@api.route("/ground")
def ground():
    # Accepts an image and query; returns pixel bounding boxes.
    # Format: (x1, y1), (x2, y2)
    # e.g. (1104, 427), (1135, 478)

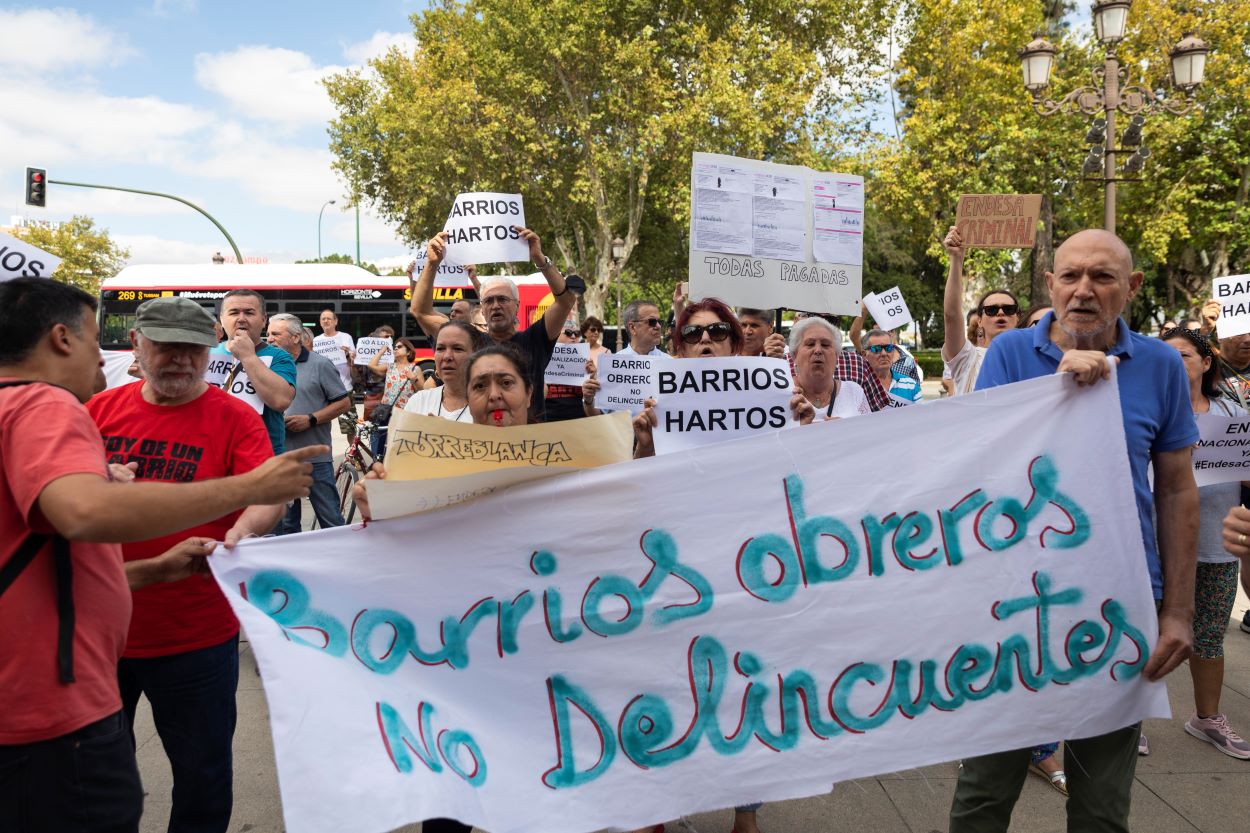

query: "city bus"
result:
(98, 264), (562, 373)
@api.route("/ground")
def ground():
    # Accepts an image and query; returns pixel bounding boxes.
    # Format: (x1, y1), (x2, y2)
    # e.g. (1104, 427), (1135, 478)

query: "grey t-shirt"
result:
(285, 348), (351, 463)
(1198, 396), (1245, 564)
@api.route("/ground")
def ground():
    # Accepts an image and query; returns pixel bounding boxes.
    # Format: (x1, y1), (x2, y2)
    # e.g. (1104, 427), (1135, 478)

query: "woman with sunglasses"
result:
(1160, 327), (1250, 760)
(942, 226), (1021, 395)
(544, 324), (589, 422)
(581, 316), (612, 362)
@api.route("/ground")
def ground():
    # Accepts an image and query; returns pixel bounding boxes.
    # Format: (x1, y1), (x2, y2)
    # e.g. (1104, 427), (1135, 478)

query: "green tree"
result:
(14, 216), (130, 293)
(325, 0), (889, 321)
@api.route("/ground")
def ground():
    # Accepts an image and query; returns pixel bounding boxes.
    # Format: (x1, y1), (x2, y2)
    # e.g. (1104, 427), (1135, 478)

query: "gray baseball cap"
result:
(133, 297), (219, 347)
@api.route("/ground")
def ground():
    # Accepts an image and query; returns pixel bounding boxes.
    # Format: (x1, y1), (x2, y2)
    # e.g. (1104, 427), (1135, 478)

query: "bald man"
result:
(952, 230), (1199, 833)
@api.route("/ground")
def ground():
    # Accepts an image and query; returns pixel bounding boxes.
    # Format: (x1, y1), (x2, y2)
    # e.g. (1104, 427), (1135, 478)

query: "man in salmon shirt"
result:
(87, 296), (292, 833)
(0, 279), (322, 833)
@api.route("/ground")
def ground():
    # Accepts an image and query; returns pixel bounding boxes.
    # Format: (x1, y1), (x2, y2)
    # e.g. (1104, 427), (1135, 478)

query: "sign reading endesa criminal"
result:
(955, 194), (1043, 249)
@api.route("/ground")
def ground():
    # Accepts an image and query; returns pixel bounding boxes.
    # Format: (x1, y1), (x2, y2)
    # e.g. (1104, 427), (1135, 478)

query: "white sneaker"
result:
(1185, 714), (1250, 760)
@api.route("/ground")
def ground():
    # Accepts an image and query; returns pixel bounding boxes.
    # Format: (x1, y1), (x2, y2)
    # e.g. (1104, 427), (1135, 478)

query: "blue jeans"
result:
(276, 460), (344, 534)
(0, 711), (143, 833)
(119, 635), (239, 833)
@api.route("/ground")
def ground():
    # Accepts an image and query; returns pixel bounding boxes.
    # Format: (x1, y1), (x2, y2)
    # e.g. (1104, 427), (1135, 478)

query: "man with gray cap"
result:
(87, 296), (291, 833)
(266, 313), (353, 533)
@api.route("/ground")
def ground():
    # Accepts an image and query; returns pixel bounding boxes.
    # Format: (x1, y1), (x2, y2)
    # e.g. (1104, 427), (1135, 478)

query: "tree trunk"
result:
(1030, 191), (1054, 307)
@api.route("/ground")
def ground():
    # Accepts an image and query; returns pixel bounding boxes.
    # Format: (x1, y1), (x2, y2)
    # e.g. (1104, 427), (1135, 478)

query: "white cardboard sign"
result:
(688, 152), (863, 316)
(862, 286), (914, 331)
(651, 356), (794, 454)
(312, 335), (348, 366)
(0, 231), (62, 282)
(208, 371), (1167, 833)
(544, 342), (589, 386)
(596, 354), (660, 415)
(442, 192), (529, 266)
(1213, 274), (1250, 339)
(1193, 411), (1250, 486)
(204, 350), (274, 414)
(354, 337), (393, 366)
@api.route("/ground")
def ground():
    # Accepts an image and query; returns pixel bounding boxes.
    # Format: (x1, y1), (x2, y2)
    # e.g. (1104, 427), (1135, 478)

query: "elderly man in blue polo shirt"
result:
(951, 229), (1199, 833)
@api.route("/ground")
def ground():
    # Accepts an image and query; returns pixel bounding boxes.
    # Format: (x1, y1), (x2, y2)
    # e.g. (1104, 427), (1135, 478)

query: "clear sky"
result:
(2, 1), (430, 269)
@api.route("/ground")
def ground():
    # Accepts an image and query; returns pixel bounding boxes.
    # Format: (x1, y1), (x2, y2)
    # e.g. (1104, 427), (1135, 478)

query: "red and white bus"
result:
(98, 264), (562, 373)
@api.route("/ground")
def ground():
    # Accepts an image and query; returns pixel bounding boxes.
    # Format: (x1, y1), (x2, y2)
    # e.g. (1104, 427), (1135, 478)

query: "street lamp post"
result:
(317, 199), (336, 260)
(1019, 1), (1208, 232)
(611, 236), (626, 337)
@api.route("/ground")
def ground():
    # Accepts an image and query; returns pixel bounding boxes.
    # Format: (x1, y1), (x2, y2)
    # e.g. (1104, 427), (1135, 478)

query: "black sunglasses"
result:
(562, 329), (581, 339)
(680, 322), (732, 345)
(980, 303), (1019, 317)
(632, 317), (662, 328)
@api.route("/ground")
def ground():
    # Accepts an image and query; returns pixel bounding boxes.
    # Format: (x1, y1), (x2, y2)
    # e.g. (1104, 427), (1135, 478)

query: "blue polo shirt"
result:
(975, 311), (1198, 599)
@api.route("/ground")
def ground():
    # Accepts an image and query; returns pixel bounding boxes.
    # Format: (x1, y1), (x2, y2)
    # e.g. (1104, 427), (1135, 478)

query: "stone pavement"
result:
(132, 409), (1250, 833)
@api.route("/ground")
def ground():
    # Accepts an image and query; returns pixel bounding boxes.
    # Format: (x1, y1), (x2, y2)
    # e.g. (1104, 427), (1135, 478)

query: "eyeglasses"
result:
(980, 303), (1019, 317)
(865, 344), (895, 354)
(680, 322), (732, 344)
(481, 295), (514, 307)
(631, 317), (662, 328)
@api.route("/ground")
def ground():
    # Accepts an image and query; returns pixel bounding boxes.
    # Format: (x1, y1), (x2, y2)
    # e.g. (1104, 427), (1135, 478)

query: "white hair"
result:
(788, 316), (842, 353)
(480, 277), (519, 301)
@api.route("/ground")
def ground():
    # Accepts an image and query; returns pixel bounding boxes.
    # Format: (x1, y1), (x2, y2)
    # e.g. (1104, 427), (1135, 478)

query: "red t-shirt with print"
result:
(0, 381), (131, 744)
(87, 382), (272, 658)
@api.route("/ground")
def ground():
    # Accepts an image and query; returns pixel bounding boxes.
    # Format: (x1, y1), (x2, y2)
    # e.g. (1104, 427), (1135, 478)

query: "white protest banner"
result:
(0, 230), (62, 282)
(204, 350), (274, 414)
(1193, 411), (1250, 486)
(651, 356), (793, 454)
(1213, 274), (1250, 339)
(354, 336), (393, 366)
(442, 192), (529, 267)
(689, 152), (863, 316)
(312, 335), (347, 366)
(596, 353), (660, 415)
(413, 244), (475, 289)
(210, 371), (1166, 833)
(544, 342), (589, 386)
(862, 286), (914, 331)
(101, 350), (137, 390)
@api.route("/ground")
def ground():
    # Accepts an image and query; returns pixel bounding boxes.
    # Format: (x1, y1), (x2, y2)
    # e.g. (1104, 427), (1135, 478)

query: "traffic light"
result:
(25, 167), (46, 208)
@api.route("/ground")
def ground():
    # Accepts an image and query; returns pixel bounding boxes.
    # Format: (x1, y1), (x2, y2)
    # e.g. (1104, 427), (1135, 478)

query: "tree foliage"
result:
(325, 0), (890, 321)
(13, 216), (130, 294)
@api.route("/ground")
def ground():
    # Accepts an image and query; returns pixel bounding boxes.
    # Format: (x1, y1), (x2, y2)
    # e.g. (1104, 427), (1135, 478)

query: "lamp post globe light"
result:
(1019, 1), (1209, 232)
(317, 199), (336, 260)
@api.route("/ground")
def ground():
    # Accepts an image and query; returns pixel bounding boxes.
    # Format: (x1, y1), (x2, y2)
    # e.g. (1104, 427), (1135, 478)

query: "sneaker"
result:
(1138, 733), (1149, 756)
(1241, 610), (1250, 634)
(1185, 714), (1250, 760)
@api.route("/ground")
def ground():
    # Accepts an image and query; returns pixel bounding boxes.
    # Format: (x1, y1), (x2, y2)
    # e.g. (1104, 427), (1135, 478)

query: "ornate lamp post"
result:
(1019, 1), (1208, 232)
(611, 235), (626, 333)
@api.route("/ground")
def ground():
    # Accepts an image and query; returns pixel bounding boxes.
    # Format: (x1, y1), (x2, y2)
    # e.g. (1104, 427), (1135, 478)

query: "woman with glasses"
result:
(942, 226), (1021, 396)
(581, 316), (612, 362)
(1160, 327), (1250, 760)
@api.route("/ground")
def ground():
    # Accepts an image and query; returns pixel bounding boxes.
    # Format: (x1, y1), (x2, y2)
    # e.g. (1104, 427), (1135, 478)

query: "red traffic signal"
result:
(25, 167), (47, 208)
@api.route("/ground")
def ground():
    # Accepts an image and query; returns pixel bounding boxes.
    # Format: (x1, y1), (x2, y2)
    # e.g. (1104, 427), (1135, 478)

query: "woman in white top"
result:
(402, 320), (478, 424)
(942, 225), (1021, 396)
(789, 316), (870, 419)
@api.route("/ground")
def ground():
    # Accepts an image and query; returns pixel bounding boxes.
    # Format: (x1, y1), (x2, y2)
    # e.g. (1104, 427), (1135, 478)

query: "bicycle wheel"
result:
(336, 465), (362, 524)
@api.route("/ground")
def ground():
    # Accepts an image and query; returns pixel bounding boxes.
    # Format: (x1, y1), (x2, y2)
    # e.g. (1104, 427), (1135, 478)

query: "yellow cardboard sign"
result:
(367, 410), (633, 518)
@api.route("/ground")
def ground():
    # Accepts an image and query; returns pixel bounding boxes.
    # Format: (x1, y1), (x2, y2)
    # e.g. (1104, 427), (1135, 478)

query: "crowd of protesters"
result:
(4, 220), (1250, 833)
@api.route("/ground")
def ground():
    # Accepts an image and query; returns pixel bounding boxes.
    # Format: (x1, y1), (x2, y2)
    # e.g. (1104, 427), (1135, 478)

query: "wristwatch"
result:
(533, 255), (554, 271)
(307, 413), (318, 426)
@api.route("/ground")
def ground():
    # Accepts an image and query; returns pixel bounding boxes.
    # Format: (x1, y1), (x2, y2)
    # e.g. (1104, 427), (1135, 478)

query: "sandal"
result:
(1028, 762), (1068, 796)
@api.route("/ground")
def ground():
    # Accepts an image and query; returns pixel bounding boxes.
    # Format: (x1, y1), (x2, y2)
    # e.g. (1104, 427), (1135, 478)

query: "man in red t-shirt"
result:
(0, 279), (323, 833)
(88, 297), (285, 833)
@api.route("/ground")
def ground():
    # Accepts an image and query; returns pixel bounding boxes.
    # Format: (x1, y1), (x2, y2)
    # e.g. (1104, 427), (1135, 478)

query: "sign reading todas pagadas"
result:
(955, 194), (1043, 249)
(210, 371), (1167, 833)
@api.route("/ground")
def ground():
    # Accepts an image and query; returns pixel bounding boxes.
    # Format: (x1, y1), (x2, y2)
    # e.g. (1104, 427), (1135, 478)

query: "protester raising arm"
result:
(942, 225), (969, 364)
(409, 233), (453, 340)
(519, 227), (577, 342)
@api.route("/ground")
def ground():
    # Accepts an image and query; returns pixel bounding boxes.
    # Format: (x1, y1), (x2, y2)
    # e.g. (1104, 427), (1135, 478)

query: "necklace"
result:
(437, 387), (470, 420)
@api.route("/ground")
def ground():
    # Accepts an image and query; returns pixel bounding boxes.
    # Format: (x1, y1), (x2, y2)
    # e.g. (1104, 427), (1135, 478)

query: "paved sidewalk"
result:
(134, 586), (1250, 833)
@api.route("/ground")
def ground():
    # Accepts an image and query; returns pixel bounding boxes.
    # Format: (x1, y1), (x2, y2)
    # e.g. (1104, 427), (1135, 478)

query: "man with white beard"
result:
(87, 296), (293, 833)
